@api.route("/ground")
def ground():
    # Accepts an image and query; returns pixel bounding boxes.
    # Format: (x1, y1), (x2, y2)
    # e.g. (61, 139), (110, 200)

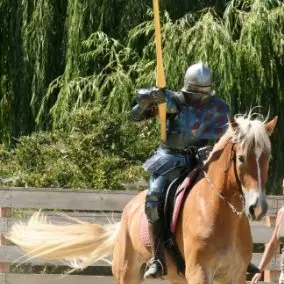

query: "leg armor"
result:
(144, 168), (185, 279)
(145, 174), (167, 224)
(145, 167), (185, 224)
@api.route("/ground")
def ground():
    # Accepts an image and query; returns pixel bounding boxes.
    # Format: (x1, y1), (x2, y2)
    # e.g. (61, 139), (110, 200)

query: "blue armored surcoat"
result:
(143, 89), (230, 175)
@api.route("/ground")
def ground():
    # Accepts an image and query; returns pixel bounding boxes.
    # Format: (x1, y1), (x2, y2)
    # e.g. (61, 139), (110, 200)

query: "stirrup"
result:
(144, 258), (165, 279)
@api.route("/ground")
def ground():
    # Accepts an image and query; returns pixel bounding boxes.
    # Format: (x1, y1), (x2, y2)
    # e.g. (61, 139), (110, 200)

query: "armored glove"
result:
(196, 146), (213, 164)
(136, 88), (166, 109)
(151, 87), (166, 104)
(130, 88), (166, 121)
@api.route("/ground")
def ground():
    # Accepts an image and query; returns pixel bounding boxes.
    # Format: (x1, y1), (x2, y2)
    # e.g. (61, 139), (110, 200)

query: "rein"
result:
(202, 142), (245, 217)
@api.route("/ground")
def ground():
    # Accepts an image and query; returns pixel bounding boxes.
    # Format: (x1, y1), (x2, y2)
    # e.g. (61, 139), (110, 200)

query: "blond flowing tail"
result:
(6, 211), (120, 271)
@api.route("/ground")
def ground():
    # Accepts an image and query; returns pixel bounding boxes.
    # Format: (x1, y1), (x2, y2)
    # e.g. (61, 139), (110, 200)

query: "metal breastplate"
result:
(165, 110), (207, 150)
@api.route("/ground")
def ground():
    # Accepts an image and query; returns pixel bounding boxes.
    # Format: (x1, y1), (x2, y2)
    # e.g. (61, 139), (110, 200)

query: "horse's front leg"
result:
(185, 264), (213, 284)
(211, 268), (247, 284)
(230, 270), (247, 284)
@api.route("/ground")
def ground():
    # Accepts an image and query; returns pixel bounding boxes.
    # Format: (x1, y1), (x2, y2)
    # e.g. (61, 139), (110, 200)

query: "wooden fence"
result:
(0, 187), (282, 283)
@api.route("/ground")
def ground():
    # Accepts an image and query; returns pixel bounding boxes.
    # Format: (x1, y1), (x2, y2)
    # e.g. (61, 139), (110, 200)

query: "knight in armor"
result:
(130, 62), (230, 279)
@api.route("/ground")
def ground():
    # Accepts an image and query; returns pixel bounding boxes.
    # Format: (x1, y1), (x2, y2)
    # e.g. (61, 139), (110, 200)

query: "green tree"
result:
(0, 0), (283, 192)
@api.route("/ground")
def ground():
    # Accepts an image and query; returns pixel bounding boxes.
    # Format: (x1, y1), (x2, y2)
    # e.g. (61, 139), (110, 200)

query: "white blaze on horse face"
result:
(255, 145), (263, 194)
(243, 145), (266, 219)
(255, 145), (268, 219)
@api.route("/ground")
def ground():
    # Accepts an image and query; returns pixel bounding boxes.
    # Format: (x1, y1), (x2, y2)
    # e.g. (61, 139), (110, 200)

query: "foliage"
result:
(0, 108), (156, 189)
(1, 0), (284, 192)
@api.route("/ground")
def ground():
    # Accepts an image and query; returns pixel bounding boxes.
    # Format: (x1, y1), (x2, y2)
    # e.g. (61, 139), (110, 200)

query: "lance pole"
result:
(153, 0), (167, 143)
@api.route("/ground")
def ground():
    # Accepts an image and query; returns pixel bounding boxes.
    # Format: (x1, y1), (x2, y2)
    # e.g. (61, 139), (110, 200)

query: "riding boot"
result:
(144, 220), (167, 279)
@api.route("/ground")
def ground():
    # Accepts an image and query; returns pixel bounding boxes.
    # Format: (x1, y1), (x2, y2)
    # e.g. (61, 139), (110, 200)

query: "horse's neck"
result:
(200, 144), (244, 224)
(205, 142), (239, 196)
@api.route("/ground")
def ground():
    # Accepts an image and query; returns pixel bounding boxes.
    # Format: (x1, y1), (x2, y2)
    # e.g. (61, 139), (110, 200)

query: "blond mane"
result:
(225, 112), (271, 156)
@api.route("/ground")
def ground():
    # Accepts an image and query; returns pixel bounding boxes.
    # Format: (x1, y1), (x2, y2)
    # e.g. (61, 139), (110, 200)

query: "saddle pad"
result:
(140, 168), (199, 246)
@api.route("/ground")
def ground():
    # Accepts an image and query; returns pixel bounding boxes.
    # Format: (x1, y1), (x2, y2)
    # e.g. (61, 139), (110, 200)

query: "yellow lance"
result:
(153, 0), (167, 143)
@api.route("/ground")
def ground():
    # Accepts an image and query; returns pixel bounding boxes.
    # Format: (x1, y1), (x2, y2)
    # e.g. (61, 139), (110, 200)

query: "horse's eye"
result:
(238, 155), (245, 163)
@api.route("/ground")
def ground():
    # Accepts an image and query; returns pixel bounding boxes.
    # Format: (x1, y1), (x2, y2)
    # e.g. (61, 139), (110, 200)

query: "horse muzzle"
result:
(245, 190), (268, 221)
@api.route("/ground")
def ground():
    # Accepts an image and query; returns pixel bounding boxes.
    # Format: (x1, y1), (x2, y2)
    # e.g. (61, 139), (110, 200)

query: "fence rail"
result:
(0, 274), (169, 284)
(0, 187), (282, 283)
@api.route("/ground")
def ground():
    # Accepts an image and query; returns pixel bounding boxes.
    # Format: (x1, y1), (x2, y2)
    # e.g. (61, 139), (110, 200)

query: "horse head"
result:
(228, 115), (278, 220)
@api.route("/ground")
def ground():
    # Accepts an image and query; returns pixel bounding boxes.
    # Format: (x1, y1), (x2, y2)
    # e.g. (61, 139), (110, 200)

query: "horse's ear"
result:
(229, 118), (239, 131)
(265, 116), (278, 136)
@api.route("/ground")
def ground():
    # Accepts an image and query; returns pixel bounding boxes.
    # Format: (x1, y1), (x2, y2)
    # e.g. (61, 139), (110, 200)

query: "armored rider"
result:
(130, 62), (230, 279)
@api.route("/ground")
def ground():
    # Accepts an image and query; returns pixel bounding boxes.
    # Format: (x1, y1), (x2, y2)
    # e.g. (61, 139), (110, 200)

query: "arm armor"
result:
(136, 88), (166, 108)
(130, 104), (158, 121)
(130, 88), (164, 121)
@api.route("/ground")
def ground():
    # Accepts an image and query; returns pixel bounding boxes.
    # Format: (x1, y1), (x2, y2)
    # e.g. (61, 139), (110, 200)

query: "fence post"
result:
(0, 207), (11, 273)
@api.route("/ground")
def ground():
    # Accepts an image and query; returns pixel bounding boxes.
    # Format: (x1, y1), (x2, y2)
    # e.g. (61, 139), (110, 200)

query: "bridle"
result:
(202, 141), (245, 217)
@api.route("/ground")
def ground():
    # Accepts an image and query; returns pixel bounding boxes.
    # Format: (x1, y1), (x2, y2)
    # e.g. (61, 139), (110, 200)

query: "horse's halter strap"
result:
(231, 145), (244, 195)
(203, 141), (245, 217)
(225, 143), (243, 193)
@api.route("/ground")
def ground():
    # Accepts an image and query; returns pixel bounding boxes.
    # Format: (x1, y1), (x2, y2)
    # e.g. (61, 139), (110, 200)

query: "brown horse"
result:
(7, 114), (278, 284)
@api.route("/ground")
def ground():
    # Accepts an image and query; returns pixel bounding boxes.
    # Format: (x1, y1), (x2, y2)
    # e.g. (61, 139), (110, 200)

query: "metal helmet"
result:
(182, 63), (212, 92)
